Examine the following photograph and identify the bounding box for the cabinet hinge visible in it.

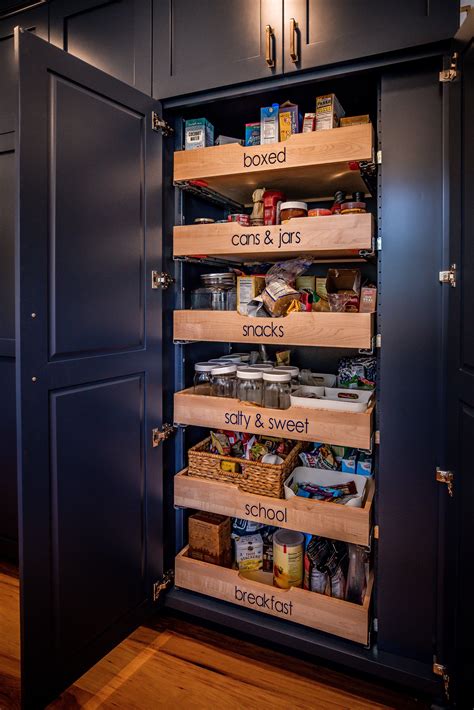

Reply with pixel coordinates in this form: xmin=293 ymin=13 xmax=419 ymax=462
xmin=152 ymin=424 xmax=176 ymax=448
xmin=374 ymin=430 xmax=380 ymax=445
xmin=439 ymin=264 xmax=456 ymax=288
xmin=436 ymin=468 xmax=454 ymax=497
xmin=153 ymin=570 xmax=174 ymax=602
xmin=376 ymin=236 xmax=382 ymax=251
xmin=376 ymin=333 xmax=382 ymax=348
xmin=376 ymin=150 xmax=382 ymax=165
xmin=439 ymin=53 xmax=459 ymax=83
xmin=433 ymin=662 xmax=450 ymax=701
xmin=151 ymin=112 xmax=174 ymax=136
xmin=152 ymin=271 xmax=174 ymax=289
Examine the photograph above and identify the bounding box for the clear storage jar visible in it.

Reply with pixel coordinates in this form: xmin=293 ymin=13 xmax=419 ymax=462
xmin=210 ymin=364 xmax=237 ymax=398
xmin=236 ymin=368 xmax=263 ymax=406
xmin=275 ymin=365 xmax=300 ymax=386
xmin=193 ymin=362 xmax=219 ymax=394
xmin=263 ymin=370 xmax=291 ymax=409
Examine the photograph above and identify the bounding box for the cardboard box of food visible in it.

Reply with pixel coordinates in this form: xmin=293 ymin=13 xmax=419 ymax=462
xmin=237 ymin=275 xmax=266 ymax=315
xmin=315 ymin=94 xmax=345 ymax=131
xmin=188 ymin=512 xmax=232 ymax=567
xmin=245 ymin=122 xmax=261 ymax=146
xmin=279 ymin=101 xmax=300 ymax=141
xmin=340 ymin=115 xmax=370 ymax=127
xmin=260 ymin=104 xmax=279 ymax=144
xmin=326 ymin=269 xmax=361 ymax=313
xmin=185 ymin=118 xmax=214 ymax=150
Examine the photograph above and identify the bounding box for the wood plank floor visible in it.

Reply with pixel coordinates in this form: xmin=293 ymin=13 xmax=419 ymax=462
xmin=0 ymin=564 xmax=429 ymax=710
xmin=0 ymin=562 xmax=20 ymax=710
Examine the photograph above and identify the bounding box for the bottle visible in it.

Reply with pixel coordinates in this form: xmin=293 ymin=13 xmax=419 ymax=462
xmin=331 ymin=190 xmax=346 ymax=214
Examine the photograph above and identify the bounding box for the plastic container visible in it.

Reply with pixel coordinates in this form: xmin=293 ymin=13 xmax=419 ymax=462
xmin=284 ymin=466 xmax=367 ymax=507
xmin=290 ymin=386 xmax=373 ymax=412
xmin=280 ymin=201 xmax=308 ymax=223
xmin=263 ymin=190 xmax=285 ymax=226
xmin=236 ymin=368 xmax=263 ymax=405
xmin=210 ymin=365 xmax=237 ymax=398
xmin=263 ymin=370 xmax=291 ymax=409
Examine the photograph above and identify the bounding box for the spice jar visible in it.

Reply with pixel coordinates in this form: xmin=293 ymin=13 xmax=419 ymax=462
xmin=194 ymin=362 xmax=219 ymax=393
xmin=275 ymin=365 xmax=300 ymax=386
xmin=210 ymin=364 xmax=237 ymax=398
xmin=263 ymin=190 xmax=285 ymax=225
xmin=236 ymin=368 xmax=263 ymax=406
xmin=280 ymin=201 xmax=308 ymax=223
xmin=263 ymin=370 xmax=291 ymax=409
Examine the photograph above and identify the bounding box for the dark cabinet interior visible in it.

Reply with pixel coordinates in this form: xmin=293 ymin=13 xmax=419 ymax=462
xmin=49 ymin=0 xmax=152 ymax=95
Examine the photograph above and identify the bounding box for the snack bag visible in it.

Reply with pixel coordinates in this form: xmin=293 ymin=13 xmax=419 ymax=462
xmin=262 ymin=257 xmax=313 ymax=317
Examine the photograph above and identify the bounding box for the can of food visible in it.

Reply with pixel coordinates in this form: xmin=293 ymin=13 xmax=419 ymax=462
xmin=308 ymin=208 xmax=332 ymax=217
xmin=228 ymin=213 xmax=250 ymax=225
xmin=194 ymin=217 xmax=215 ymax=224
xmin=273 ymin=529 xmax=304 ymax=589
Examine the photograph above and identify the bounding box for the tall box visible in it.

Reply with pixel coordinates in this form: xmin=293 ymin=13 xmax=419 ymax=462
xmin=188 ymin=512 xmax=232 ymax=567
xmin=315 ymin=94 xmax=345 ymax=131
xmin=185 ymin=118 xmax=214 ymax=150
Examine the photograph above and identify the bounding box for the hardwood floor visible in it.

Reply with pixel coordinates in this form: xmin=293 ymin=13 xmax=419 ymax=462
xmin=0 ymin=562 xmax=20 ymax=710
xmin=0 ymin=564 xmax=428 ymax=710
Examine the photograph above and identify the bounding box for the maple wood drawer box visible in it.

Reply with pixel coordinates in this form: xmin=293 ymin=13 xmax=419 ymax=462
xmin=188 ymin=511 xmax=232 ymax=567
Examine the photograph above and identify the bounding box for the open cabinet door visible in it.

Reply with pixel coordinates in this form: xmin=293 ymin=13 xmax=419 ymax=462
xmin=443 ymin=11 xmax=474 ymax=708
xmin=14 ymin=29 xmax=164 ymax=708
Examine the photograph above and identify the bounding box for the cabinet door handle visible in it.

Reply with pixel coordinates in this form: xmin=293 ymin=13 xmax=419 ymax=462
xmin=290 ymin=17 xmax=299 ymax=63
xmin=265 ymin=24 xmax=275 ymax=67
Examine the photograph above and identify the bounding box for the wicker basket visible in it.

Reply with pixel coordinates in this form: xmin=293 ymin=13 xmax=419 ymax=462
xmin=187 ymin=437 xmax=305 ymax=498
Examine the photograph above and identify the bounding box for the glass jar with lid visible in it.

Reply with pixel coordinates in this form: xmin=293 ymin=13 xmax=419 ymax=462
xmin=236 ymin=368 xmax=263 ymax=406
xmin=263 ymin=370 xmax=291 ymax=409
xmin=210 ymin=364 xmax=237 ymax=398
xmin=193 ymin=362 xmax=226 ymax=394
xmin=275 ymin=365 xmax=300 ymax=386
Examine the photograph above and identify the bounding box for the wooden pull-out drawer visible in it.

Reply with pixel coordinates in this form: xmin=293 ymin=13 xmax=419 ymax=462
xmin=174 ymin=389 xmax=374 ymax=450
xmin=173 ymin=213 xmax=374 ymax=262
xmin=174 ymin=311 xmax=374 ymax=349
xmin=175 ymin=546 xmax=373 ymax=645
xmin=175 ymin=469 xmax=374 ymax=546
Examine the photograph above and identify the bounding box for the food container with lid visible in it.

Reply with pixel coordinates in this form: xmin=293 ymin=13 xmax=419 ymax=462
xmin=227 ymin=213 xmax=250 ymax=225
xmin=308 ymin=208 xmax=332 ymax=217
xmin=193 ymin=217 xmax=215 ymax=224
xmin=246 ymin=363 xmax=275 ymax=373
xmin=275 ymin=365 xmax=300 ymax=385
xmin=210 ymin=364 xmax=237 ymax=398
xmin=236 ymin=368 xmax=263 ymax=406
xmin=263 ymin=370 xmax=291 ymax=409
xmin=229 ymin=352 xmax=251 ymax=363
xmin=273 ymin=529 xmax=304 ymax=589
xmin=280 ymin=201 xmax=308 ymax=222
xmin=193 ymin=362 xmax=219 ymax=393
xmin=341 ymin=201 xmax=366 ymax=214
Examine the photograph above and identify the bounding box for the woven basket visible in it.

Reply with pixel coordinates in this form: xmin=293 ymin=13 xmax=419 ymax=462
xmin=187 ymin=437 xmax=305 ymax=498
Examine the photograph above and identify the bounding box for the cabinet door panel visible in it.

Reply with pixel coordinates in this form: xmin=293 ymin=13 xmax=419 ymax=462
xmin=50 ymin=0 xmax=152 ymax=94
xmin=0 ymin=4 xmax=48 ymax=134
xmin=154 ymin=0 xmax=283 ymax=99
xmin=283 ymin=0 xmax=458 ymax=73
xmin=16 ymin=31 xmax=163 ymax=708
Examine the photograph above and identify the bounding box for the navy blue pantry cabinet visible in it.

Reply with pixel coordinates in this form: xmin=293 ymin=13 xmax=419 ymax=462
xmin=5 ymin=14 xmax=474 ymax=710
xmin=14 ymin=30 xmax=164 ymax=708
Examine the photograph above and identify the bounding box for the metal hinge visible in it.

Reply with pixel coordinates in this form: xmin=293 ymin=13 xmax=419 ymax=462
xmin=376 ymin=333 xmax=382 ymax=348
xmin=436 ymin=468 xmax=454 ymax=497
xmin=439 ymin=264 xmax=456 ymax=288
xmin=376 ymin=236 xmax=382 ymax=251
xmin=433 ymin=662 xmax=450 ymax=701
xmin=439 ymin=52 xmax=459 ymax=83
xmin=376 ymin=150 xmax=382 ymax=165
xmin=151 ymin=112 xmax=174 ymax=136
xmin=152 ymin=271 xmax=174 ymax=290
xmin=153 ymin=570 xmax=174 ymax=602
xmin=152 ymin=423 xmax=176 ymax=448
